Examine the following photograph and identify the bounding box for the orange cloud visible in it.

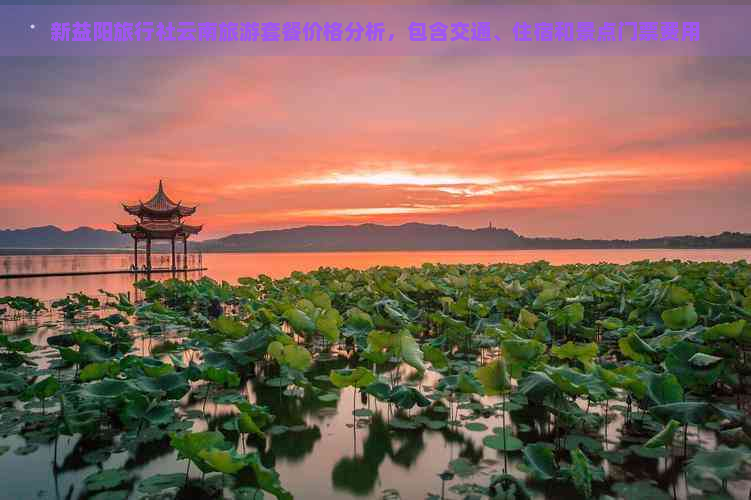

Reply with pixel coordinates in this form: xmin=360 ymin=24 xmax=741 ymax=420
xmin=1 ymin=55 xmax=749 ymax=239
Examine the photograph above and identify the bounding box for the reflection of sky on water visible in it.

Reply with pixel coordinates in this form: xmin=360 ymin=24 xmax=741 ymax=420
xmin=2 ymin=248 xmax=750 ymax=300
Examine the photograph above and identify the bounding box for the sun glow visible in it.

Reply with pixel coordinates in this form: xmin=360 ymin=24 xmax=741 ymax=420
xmin=299 ymin=168 xmax=497 ymax=187
xmin=518 ymin=168 xmax=642 ymax=184
xmin=437 ymin=185 xmax=527 ymax=196
xmin=290 ymin=204 xmax=465 ymax=217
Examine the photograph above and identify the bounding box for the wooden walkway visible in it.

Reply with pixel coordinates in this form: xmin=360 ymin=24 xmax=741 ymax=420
xmin=0 ymin=268 xmax=208 ymax=279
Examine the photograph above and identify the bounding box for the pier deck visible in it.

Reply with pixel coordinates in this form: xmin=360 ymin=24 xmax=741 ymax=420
xmin=0 ymin=268 xmax=208 ymax=279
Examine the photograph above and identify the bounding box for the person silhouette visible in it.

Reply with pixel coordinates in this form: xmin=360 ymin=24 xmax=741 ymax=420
xmin=208 ymin=298 xmax=222 ymax=319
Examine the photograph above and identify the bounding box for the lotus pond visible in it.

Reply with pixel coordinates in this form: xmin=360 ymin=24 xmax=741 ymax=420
xmin=1 ymin=259 xmax=751 ymax=499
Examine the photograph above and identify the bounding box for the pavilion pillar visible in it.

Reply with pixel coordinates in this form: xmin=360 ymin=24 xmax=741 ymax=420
xmin=146 ymin=237 xmax=152 ymax=272
xmin=133 ymin=238 xmax=138 ymax=271
xmin=183 ymin=238 xmax=188 ymax=270
xmin=171 ymin=237 xmax=176 ymax=271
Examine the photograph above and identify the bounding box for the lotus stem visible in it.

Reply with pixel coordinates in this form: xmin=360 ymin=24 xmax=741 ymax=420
xmin=604 ymin=398 xmax=609 ymax=432
xmin=502 ymin=391 xmax=508 ymax=475
xmin=202 ymin=384 xmax=211 ymax=417
xmin=683 ymin=423 xmax=688 ymax=458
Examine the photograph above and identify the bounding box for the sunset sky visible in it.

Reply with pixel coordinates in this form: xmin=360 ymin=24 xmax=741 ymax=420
xmin=2 ymin=11 xmax=750 ymax=239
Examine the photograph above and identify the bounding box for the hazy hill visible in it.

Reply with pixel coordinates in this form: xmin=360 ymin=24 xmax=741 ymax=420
xmin=1 ymin=223 xmax=750 ymax=252
xmin=199 ymin=223 xmax=751 ymax=252
xmin=0 ymin=226 xmax=130 ymax=249
xmin=202 ymin=223 xmax=523 ymax=252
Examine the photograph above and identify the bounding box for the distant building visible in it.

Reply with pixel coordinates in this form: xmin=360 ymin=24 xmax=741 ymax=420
xmin=115 ymin=180 xmax=202 ymax=271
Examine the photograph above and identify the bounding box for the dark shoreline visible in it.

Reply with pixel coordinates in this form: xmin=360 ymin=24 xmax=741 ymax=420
xmin=1 ymin=246 xmax=751 ymax=257
xmin=3 ymin=224 xmax=750 ymax=254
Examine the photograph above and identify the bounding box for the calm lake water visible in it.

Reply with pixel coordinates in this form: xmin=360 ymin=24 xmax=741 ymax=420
xmin=2 ymin=249 xmax=750 ymax=301
xmin=2 ymin=249 xmax=750 ymax=499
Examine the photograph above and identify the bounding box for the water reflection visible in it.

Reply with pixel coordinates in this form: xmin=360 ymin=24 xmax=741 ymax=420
xmin=333 ymin=412 xmax=424 ymax=496
xmin=3 ymin=249 xmax=750 ymax=300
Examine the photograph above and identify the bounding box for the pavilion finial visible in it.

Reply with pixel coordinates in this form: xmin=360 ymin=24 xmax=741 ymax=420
xmin=118 ymin=180 xmax=199 ymax=226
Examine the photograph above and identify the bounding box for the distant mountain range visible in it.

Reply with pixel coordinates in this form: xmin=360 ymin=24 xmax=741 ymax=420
xmin=1 ymin=223 xmax=751 ymax=253
xmin=0 ymin=225 xmax=130 ymax=249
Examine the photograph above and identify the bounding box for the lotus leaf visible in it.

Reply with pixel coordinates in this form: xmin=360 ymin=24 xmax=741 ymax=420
xmin=387 ymin=385 xmax=431 ymax=409
xmin=644 ymin=419 xmax=681 ymax=448
xmin=642 ymin=371 xmax=684 ymax=406
xmin=85 ymin=469 xmax=132 ymax=492
xmin=618 ymin=331 xmax=656 ymax=363
xmin=211 ymin=316 xmax=248 ymax=339
xmin=198 ymin=448 xmax=253 ymax=474
xmin=456 ymin=371 xmax=484 ymax=395
xmin=316 ymin=307 xmax=341 ymax=343
xmin=204 ymin=366 xmax=241 ymax=387
xmin=170 ymin=431 xmax=229 ymax=472
xmin=553 ymin=302 xmax=585 ymax=327
xmin=568 ymin=448 xmax=600 ymax=499
xmin=22 ymin=376 xmax=60 ymax=401
xmin=533 ymin=286 xmax=559 ymax=308
xmin=598 ymin=317 xmax=624 ymax=330
xmin=483 ymin=427 xmax=523 ymax=451
xmin=0 ymin=371 xmax=26 ymax=394
xmin=649 ymin=401 xmax=713 ymax=425
xmin=141 ymin=357 xmax=175 ymax=378
xmin=474 ymin=358 xmax=511 ymax=396
xmin=501 ymin=338 xmax=545 ymax=377
xmin=448 ymin=457 xmax=477 ymax=477
xmin=667 ymin=285 xmax=693 ymax=306
xmin=517 ymin=308 xmax=539 ymax=329
xmin=666 ymin=340 xmax=724 ymax=389
xmin=521 ymin=442 xmax=556 ymax=480
xmin=686 ymin=446 xmax=751 ymax=487
xmin=392 ymin=330 xmax=426 ymax=372
xmin=661 ymin=304 xmax=698 ymax=330
xmin=689 ymin=353 xmax=723 ymax=367
xmin=551 ymin=341 xmax=598 ymax=367
xmin=612 ymin=481 xmax=671 ymax=500
xmin=283 ymin=307 xmax=316 ymax=334
xmin=329 ymin=367 xmax=376 ymax=389
xmin=80 ymin=361 xmax=120 ymax=382
xmin=518 ymin=371 xmax=560 ymax=403
xmin=703 ymin=320 xmax=746 ymax=341
xmin=137 ymin=473 xmax=187 ymax=494
xmin=422 ymin=344 xmax=448 ymax=369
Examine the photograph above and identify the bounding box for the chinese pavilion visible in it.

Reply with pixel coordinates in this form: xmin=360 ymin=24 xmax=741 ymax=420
xmin=115 ymin=180 xmax=202 ymax=272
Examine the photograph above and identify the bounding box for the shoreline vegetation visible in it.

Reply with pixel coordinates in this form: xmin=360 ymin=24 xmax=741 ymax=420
xmin=0 ymin=223 xmax=750 ymax=255
xmin=1 ymin=260 xmax=750 ymax=498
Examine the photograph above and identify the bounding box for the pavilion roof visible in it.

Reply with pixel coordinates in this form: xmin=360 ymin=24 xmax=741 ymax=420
xmin=115 ymin=220 xmax=203 ymax=239
xmin=123 ymin=180 xmax=197 ymax=218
